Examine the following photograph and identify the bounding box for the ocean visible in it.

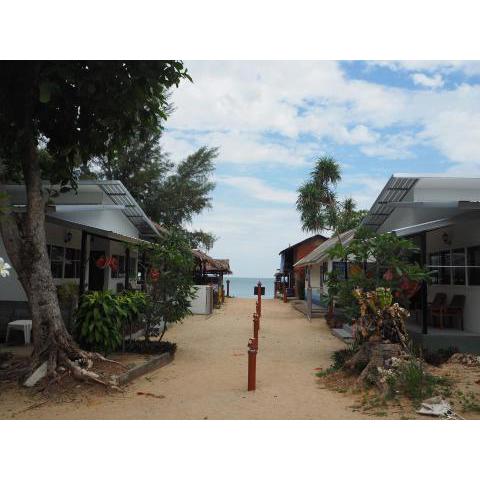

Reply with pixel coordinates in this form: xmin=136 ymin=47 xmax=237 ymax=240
xmin=225 ymin=276 xmax=274 ymax=299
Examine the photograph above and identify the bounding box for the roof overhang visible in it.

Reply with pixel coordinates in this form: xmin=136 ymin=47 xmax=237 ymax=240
xmin=361 ymin=175 xmax=418 ymax=232
xmin=46 ymin=215 xmax=152 ymax=246
xmin=391 ymin=218 xmax=454 ymax=237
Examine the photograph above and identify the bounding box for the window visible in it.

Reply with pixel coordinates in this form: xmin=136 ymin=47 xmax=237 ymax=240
xmin=50 ymin=246 xmax=64 ymax=278
xmin=64 ymin=248 xmax=81 ymax=278
xmin=332 ymin=261 xmax=347 ymax=280
xmin=129 ymin=258 xmax=137 ymax=278
xmin=468 ymin=246 xmax=480 ymax=285
xmin=320 ymin=262 xmax=328 ymax=287
xmin=452 ymin=248 xmax=466 ymax=285
xmin=428 ymin=250 xmax=451 ymax=285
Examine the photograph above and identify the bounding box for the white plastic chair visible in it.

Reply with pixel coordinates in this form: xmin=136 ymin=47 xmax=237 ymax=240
xmin=5 ymin=319 xmax=32 ymax=344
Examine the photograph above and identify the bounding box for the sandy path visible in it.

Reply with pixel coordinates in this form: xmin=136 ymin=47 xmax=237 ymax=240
xmin=0 ymin=298 xmax=372 ymax=419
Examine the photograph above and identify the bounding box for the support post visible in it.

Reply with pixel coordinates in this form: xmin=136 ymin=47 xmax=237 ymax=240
xmin=141 ymin=250 xmax=146 ymax=292
xmin=253 ymin=313 xmax=259 ymax=341
xmin=125 ymin=247 xmax=130 ymax=291
xmin=79 ymin=230 xmax=88 ymax=297
xmin=226 ymin=279 xmax=230 ymax=297
xmin=257 ymin=280 xmax=262 ymax=317
xmin=247 ymin=337 xmax=257 ymax=391
xmin=420 ymin=232 xmax=428 ymax=335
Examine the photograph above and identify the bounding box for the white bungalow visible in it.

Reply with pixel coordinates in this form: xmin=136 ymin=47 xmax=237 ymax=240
xmin=363 ymin=174 xmax=480 ymax=343
xmin=0 ymin=180 xmax=161 ymax=337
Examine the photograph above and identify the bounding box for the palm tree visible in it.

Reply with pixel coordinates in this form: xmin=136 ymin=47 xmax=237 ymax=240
xmin=296 ymin=156 xmax=367 ymax=236
xmin=296 ymin=155 xmax=341 ymax=233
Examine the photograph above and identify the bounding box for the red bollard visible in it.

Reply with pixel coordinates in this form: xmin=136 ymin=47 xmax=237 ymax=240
xmin=247 ymin=337 xmax=257 ymax=391
xmin=253 ymin=313 xmax=259 ymax=341
xmin=257 ymin=280 xmax=262 ymax=316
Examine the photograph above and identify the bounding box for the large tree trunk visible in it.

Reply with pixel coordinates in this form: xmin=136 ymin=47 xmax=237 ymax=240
xmin=0 ymin=65 xmax=121 ymax=386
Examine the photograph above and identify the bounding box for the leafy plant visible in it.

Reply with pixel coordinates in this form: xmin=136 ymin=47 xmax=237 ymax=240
xmin=75 ymin=291 xmax=126 ymax=354
xmin=326 ymin=228 xmax=431 ymax=325
xmin=386 ymin=358 xmax=451 ymax=402
xmin=140 ymin=228 xmax=196 ymax=342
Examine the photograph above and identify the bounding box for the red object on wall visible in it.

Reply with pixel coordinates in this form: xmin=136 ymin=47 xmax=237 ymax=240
xmin=96 ymin=256 xmax=107 ymax=269
xmin=150 ymin=268 xmax=160 ymax=282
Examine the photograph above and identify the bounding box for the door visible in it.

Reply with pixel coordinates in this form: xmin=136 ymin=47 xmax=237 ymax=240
xmin=88 ymin=250 xmax=105 ymax=291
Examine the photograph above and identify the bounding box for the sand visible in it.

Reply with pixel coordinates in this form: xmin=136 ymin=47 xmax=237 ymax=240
xmin=1 ymin=298 xmax=382 ymax=419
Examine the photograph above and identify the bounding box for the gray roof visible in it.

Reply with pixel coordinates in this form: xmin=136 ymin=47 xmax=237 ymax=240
xmin=361 ymin=175 xmax=418 ymax=232
xmin=294 ymin=229 xmax=356 ymax=267
xmin=78 ymin=180 xmax=161 ymax=239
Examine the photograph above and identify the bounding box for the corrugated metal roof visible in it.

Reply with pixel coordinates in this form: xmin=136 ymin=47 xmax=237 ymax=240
xmin=77 ymin=180 xmax=161 ymax=239
xmin=361 ymin=175 xmax=418 ymax=232
xmin=294 ymin=229 xmax=356 ymax=267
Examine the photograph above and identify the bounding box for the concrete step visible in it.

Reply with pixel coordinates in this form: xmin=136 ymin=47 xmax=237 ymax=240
xmin=331 ymin=327 xmax=354 ymax=344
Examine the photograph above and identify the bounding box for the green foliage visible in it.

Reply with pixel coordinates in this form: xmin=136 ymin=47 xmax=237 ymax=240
xmin=331 ymin=345 xmax=358 ymax=370
xmin=0 ymin=61 xmax=191 ymax=187
xmin=296 ymin=155 xmax=366 ymax=234
xmin=75 ymin=291 xmax=125 ymax=354
xmin=144 ymin=146 xmax=218 ymax=228
xmin=89 ymin=130 xmax=173 ymax=206
xmin=386 ymin=358 xmax=451 ymax=402
xmin=326 ymin=229 xmax=431 ymax=321
xmin=140 ymin=228 xmax=196 ymax=341
xmin=118 ymin=290 xmax=149 ymax=329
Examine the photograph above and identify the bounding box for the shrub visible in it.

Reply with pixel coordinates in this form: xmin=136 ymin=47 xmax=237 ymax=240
xmin=75 ymin=291 xmax=126 ymax=354
xmin=331 ymin=345 xmax=358 ymax=370
xmin=386 ymin=358 xmax=451 ymax=402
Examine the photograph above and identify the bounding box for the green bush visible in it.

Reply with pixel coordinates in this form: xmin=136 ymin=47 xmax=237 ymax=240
xmin=75 ymin=291 xmax=126 ymax=354
xmin=118 ymin=290 xmax=148 ymax=328
xmin=386 ymin=359 xmax=451 ymax=402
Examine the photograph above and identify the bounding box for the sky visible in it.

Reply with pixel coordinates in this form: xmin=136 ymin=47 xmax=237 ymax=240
xmin=161 ymin=61 xmax=480 ymax=277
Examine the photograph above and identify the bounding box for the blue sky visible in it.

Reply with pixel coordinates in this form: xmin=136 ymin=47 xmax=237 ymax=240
xmin=161 ymin=61 xmax=480 ymax=277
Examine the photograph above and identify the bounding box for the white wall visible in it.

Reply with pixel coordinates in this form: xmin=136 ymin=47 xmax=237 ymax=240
xmin=50 ymin=209 xmax=139 ymax=238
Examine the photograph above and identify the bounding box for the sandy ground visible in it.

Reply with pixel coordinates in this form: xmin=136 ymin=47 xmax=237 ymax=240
xmin=0 ymin=298 xmax=401 ymax=419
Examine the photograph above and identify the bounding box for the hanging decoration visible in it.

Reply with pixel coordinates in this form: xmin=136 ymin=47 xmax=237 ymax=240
xmin=95 ymin=255 xmax=119 ymax=271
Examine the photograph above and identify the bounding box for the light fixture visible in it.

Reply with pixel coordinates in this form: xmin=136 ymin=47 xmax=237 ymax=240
xmin=64 ymin=231 xmax=72 ymax=243
xmin=442 ymin=232 xmax=451 ymax=246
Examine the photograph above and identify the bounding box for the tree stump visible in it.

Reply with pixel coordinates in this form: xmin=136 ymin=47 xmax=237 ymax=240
xmin=345 ymin=339 xmax=405 ymax=393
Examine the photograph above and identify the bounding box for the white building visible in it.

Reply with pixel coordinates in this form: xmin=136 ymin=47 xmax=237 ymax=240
xmin=0 ymin=180 xmax=161 ymax=334
xmin=363 ymin=174 xmax=480 ymax=336
xmin=295 ymin=175 xmax=480 ymax=351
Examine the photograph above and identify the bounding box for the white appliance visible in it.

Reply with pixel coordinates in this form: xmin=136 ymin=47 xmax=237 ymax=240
xmin=190 ymin=285 xmax=213 ymax=315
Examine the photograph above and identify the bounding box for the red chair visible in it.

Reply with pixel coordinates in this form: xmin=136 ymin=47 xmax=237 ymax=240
xmin=429 ymin=293 xmax=447 ymax=328
xmin=444 ymin=295 xmax=466 ymax=331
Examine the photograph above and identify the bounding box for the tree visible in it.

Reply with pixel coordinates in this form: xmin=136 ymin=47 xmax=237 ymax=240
xmin=141 ymin=229 xmax=195 ymax=342
xmin=144 ymin=146 xmax=217 ymax=227
xmin=0 ymin=60 xmax=191 ymax=382
xmin=89 ymin=130 xmax=173 ymax=206
xmin=89 ymin=136 xmax=218 ymax=250
xmin=296 ymin=156 xmax=367 ymax=237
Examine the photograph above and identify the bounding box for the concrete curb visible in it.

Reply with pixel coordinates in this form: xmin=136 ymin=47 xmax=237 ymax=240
xmin=115 ymin=352 xmax=175 ymax=386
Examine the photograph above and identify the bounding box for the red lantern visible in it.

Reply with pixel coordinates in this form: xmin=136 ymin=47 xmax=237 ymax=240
xmin=150 ymin=268 xmax=160 ymax=282
xmin=109 ymin=256 xmax=119 ymax=272
xmin=96 ymin=256 xmax=107 ymax=269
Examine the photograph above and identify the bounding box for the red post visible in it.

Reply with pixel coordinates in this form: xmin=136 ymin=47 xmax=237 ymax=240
xmin=247 ymin=337 xmax=257 ymax=391
xmin=253 ymin=313 xmax=259 ymax=341
xmin=257 ymin=280 xmax=262 ymax=316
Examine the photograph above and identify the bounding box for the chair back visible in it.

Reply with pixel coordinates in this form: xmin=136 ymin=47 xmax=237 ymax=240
xmin=431 ymin=292 xmax=447 ymax=307
xmin=450 ymin=295 xmax=465 ymax=309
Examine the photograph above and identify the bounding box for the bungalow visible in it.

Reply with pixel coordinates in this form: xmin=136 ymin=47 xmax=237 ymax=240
xmin=0 ymin=180 xmax=161 ymax=338
xmin=362 ymin=174 xmax=480 ymax=350
xmin=275 ymin=234 xmax=327 ymax=298
xmin=294 ymin=229 xmax=356 ymax=309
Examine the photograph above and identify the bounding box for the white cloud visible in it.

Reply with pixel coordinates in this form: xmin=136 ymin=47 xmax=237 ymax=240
xmin=218 ymin=176 xmax=298 ymax=204
xmin=411 ymin=72 xmax=444 ymax=88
